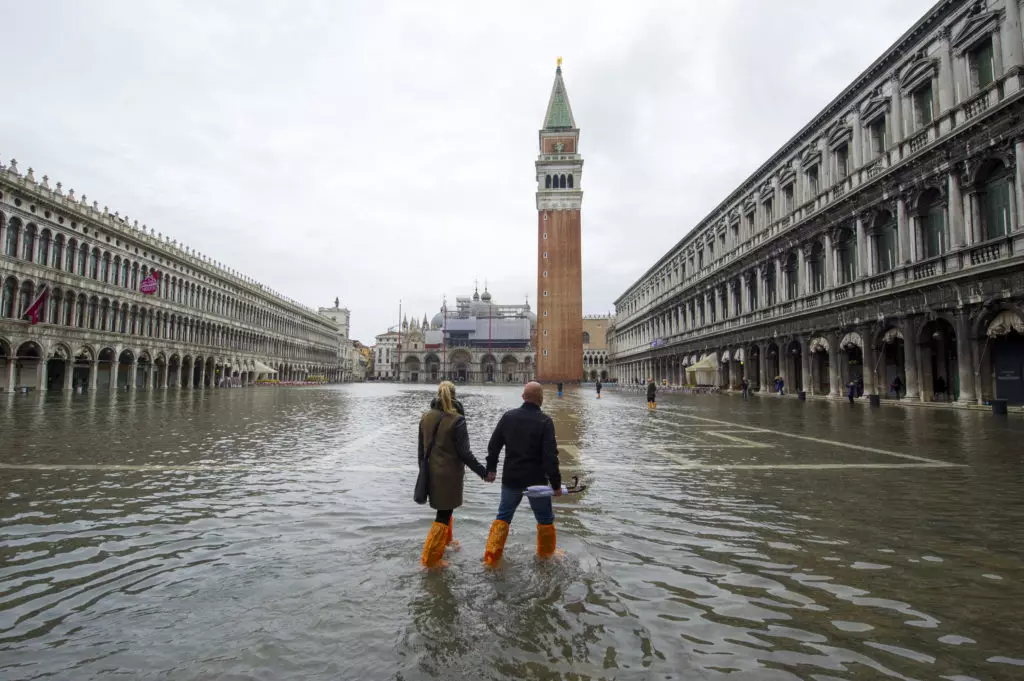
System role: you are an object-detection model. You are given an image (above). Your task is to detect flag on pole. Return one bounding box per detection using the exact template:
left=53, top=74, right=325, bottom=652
left=23, top=284, right=49, bottom=325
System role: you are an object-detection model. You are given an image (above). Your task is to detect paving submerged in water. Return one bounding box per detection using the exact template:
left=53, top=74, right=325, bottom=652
left=1, top=385, right=1023, bottom=680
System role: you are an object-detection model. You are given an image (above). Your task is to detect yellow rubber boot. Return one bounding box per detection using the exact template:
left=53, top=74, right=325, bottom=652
left=421, top=522, right=449, bottom=568
left=483, top=519, right=510, bottom=567
left=537, top=523, right=558, bottom=558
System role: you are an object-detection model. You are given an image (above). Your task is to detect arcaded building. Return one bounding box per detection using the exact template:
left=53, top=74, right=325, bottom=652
left=1, top=162, right=342, bottom=391
left=535, top=61, right=584, bottom=384
left=609, top=0, right=1024, bottom=405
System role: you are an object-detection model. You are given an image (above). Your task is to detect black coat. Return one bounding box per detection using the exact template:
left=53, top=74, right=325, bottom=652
left=486, top=402, right=561, bottom=490
left=646, top=382, right=657, bottom=400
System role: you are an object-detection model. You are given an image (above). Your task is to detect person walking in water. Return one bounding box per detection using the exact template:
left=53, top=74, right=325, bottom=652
left=646, top=379, right=657, bottom=410
left=595, top=378, right=602, bottom=399
left=418, top=381, right=490, bottom=568
left=482, top=382, right=562, bottom=566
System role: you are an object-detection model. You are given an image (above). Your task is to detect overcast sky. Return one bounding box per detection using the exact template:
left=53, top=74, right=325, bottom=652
left=4, top=0, right=937, bottom=343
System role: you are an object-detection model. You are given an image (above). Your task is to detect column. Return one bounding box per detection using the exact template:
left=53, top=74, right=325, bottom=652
left=198, top=361, right=206, bottom=389
left=855, top=215, right=869, bottom=278
left=828, top=334, right=842, bottom=397
left=824, top=232, right=835, bottom=288
left=128, top=361, right=138, bottom=391
left=949, top=170, right=966, bottom=247
left=955, top=312, right=976, bottom=404
left=5, top=359, right=15, bottom=393
left=897, top=194, right=910, bottom=265
left=35, top=360, right=47, bottom=393
left=779, top=338, right=790, bottom=393
left=88, top=360, right=98, bottom=392
left=797, top=245, right=807, bottom=296
left=759, top=347, right=770, bottom=393
left=63, top=360, right=73, bottom=392
left=774, top=256, right=783, bottom=303
left=109, top=361, right=119, bottom=392
left=146, top=364, right=155, bottom=391
left=1004, top=0, right=1024, bottom=78
left=161, top=362, right=169, bottom=389
left=901, top=318, right=920, bottom=400
left=1015, top=140, right=1024, bottom=231
left=851, top=111, right=863, bottom=171
left=967, top=189, right=980, bottom=245
left=938, top=30, right=955, bottom=112
left=741, top=277, right=750, bottom=313
left=861, top=327, right=878, bottom=396
left=890, top=75, right=904, bottom=146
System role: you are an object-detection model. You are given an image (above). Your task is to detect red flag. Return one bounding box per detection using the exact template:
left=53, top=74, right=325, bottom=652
left=23, top=284, right=49, bottom=325
left=140, top=271, right=160, bottom=295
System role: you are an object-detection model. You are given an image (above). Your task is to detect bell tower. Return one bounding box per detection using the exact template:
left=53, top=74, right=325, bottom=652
left=535, top=58, right=584, bottom=383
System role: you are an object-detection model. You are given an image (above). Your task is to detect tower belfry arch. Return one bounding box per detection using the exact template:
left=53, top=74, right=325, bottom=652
left=535, top=59, right=584, bottom=383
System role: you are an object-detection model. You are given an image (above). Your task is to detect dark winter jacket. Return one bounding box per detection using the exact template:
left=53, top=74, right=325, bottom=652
left=486, top=402, right=561, bottom=490
left=418, top=407, right=486, bottom=510
left=646, top=381, right=657, bottom=401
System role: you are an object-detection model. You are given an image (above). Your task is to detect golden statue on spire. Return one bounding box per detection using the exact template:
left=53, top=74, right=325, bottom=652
left=557, top=56, right=562, bottom=67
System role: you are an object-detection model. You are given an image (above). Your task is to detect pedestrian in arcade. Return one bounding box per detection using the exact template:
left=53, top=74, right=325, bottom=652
left=596, top=378, right=602, bottom=399
left=482, top=382, right=563, bottom=566
left=646, top=379, right=657, bottom=410
left=417, top=381, right=490, bottom=568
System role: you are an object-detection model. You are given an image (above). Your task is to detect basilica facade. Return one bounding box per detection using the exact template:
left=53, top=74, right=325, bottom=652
left=609, top=0, right=1024, bottom=405
left=375, top=287, right=536, bottom=384
left=1, top=162, right=343, bottom=392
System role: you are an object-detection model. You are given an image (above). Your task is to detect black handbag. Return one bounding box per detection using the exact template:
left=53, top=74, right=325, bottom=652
left=414, top=418, right=443, bottom=505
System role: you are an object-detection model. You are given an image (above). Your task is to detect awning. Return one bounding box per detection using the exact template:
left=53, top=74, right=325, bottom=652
left=839, top=331, right=863, bottom=350
left=721, top=349, right=731, bottom=362
left=734, top=348, right=745, bottom=363
left=881, top=327, right=904, bottom=345
left=686, top=356, right=719, bottom=373
left=809, top=336, right=830, bottom=353
left=987, top=310, right=1024, bottom=338
left=253, top=360, right=278, bottom=374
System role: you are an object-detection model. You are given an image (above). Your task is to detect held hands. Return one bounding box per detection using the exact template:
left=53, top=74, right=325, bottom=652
left=552, top=486, right=563, bottom=497
left=485, top=472, right=496, bottom=483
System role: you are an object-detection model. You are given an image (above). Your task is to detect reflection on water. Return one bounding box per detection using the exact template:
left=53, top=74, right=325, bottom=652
left=1, top=384, right=1023, bottom=680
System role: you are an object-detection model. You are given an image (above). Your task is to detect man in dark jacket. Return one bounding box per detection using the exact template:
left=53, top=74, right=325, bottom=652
left=647, top=379, right=657, bottom=410
left=482, top=381, right=562, bottom=565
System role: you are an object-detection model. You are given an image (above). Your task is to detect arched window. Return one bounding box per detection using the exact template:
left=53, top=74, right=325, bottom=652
left=88, top=296, right=99, bottom=329
left=545, top=175, right=551, bottom=188
left=90, top=248, right=100, bottom=279
left=75, top=294, right=86, bottom=328
left=48, top=289, right=60, bottom=324
left=131, top=264, right=139, bottom=290
left=559, top=174, right=567, bottom=189
left=102, top=253, right=111, bottom=282
left=53, top=234, right=65, bottom=270
left=4, top=218, right=18, bottom=257
left=63, top=291, right=74, bottom=326
left=1, top=278, right=16, bottom=318
left=747, top=271, right=759, bottom=310
left=22, top=224, right=36, bottom=261
left=122, top=260, right=130, bottom=287
left=979, top=160, right=1011, bottom=240
left=66, top=239, right=77, bottom=272
left=567, top=174, right=574, bottom=189
left=785, top=251, right=799, bottom=299
left=837, top=228, right=857, bottom=284
left=582, top=331, right=591, bottom=344
left=78, top=243, right=88, bottom=276
left=918, top=188, right=945, bottom=259
left=764, top=266, right=776, bottom=306
left=37, top=229, right=50, bottom=266
left=809, top=242, right=825, bottom=293
left=872, top=212, right=897, bottom=273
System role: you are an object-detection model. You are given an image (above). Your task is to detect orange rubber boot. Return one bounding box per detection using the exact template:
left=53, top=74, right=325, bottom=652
left=421, top=522, right=449, bottom=568
left=483, top=520, right=510, bottom=567
left=446, top=515, right=460, bottom=551
left=537, top=523, right=558, bottom=558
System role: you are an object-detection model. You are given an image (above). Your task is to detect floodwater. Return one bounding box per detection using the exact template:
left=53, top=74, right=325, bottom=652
left=1, top=385, right=1023, bottom=681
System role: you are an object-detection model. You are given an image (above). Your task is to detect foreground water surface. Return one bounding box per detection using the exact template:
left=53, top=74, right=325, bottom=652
left=1, top=384, right=1022, bottom=680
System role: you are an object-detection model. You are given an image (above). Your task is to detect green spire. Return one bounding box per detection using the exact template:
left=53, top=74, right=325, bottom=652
left=543, top=63, right=576, bottom=130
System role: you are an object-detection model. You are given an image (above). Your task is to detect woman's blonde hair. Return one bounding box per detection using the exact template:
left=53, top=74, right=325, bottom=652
left=436, top=381, right=459, bottom=415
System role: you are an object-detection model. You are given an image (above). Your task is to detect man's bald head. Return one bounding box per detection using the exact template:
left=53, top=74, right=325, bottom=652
left=522, top=381, right=544, bottom=407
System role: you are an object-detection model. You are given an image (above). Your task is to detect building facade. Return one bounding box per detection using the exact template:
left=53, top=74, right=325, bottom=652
left=0, top=162, right=342, bottom=392
left=536, top=60, right=584, bottom=383
left=609, top=0, right=1024, bottom=405
left=582, top=314, right=610, bottom=381
left=318, top=298, right=356, bottom=381
left=373, top=329, right=400, bottom=379
left=374, top=287, right=536, bottom=383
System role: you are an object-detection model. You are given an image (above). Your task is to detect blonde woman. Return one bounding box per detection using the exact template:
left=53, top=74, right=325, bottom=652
left=418, top=381, right=491, bottom=568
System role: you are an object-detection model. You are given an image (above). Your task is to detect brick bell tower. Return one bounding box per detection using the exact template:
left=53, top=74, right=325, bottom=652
left=536, top=58, right=584, bottom=384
